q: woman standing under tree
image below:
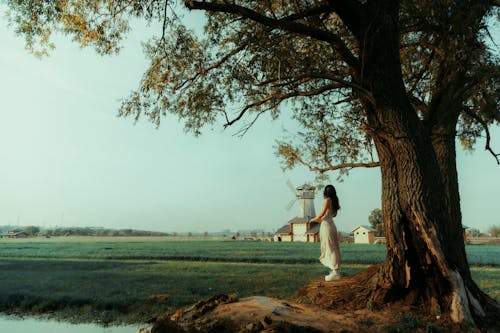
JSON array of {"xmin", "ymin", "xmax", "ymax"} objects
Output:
[{"xmin": 310, "ymin": 185, "xmax": 342, "ymax": 281}]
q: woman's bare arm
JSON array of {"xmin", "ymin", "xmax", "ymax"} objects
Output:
[{"xmin": 310, "ymin": 198, "xmax": 331, "ymax": 222}]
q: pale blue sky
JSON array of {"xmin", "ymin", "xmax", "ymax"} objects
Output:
[{"xmin": 0, "ymin": 6, "xmax": 498, "ymax": 233}]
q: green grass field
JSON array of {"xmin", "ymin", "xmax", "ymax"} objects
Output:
[{"xmin": 0, "ymin": 237, "xmax": 498, "ymax": 324}]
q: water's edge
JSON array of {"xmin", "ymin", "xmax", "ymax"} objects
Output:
[{"xmin": 0, "ymin": 315, "xmax": 142, "ymax": 333}]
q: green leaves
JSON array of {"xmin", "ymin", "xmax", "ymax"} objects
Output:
[
  {"xmin": 5, "ymin": 0, "xmax": 498, "ymax": 169},
  {"xmin": 5, "ymin": 0, "xmax": 135, "ymax": 56}
]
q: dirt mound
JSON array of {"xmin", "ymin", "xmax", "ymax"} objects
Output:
[
  {"xmin": 296, "ymin": 270, "xmax": 374, "ymax": 311},
  {"xmin": 136, "ymin": 291, "xmax": 470, "ymax": 333},
  {"xmin": 136, "ymin": 264, "xmax": 500, "ymax": 333}
]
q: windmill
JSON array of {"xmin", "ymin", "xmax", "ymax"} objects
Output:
[
  {"xmin": 286, "ymin": 180, "xmax": 316, "ymax": 220},
  {"xmin": 274, "ymin": 181, "xmax": 318, "ymax": 242}
]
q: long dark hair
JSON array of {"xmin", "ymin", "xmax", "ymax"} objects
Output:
[{"xmin": 323, "ymin": 184, "xmax": 340, "ymax": 211}]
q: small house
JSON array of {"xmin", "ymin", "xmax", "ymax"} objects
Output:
[
  {"xmin": 351, "ymin": 225, "xmax": 377, "ymax": 244},
  {"xmin": 289, "ymin": 217, "xmax": 320, "ymax": 242},
  {"xmin": 275, "ymin": 224, "xmax": 292, "ymax": 242},
  {"xmin": 0, "ymin": 230, "xmax": 29, "ymax": 239},
  {"xmin": 305, "ymin": 223, "xmax": 320, "ymax": 242},
  {"xmin": 274, "ymin": 218, "xmax": 320, "ymax": 242}
]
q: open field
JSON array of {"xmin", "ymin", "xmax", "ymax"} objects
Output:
[
  {"xmin": 0, "ymin": 237, "xmax": 498, "ymax": 324},
  {"xmin": 2, "ymin": 236, "xmax": 499, "ymax": 265}
]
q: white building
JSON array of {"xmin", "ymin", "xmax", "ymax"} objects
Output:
[
  {"xmin": 275, "ymin": 218, "xmax": 320, "ymax": 242},
  {"xmin": 275, "ymin": 184, "xmax": 319, "ymax": 242},
  {"xmin": 352, "ymin": 225, "xmax": 377, "ymax": 244}
]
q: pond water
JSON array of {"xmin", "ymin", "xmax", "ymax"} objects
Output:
[{"xmin": 0, "ymin": 316, "xmax": 142, "ymax": 333}]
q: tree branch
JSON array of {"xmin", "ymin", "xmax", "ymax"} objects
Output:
[
  {"xmin": 299, "ymin": 156, "xmax": 380, "ymax": 173},
  {"xmin": 325, "ymin": 0, "xmax": 365, "ymax": 38},
  {"xmin": 279, "ymin": 3, "xmax": 332, "ymax": 22},
  {"xmin": 453, "ymin": 68, "xmax": 500, "ymax": 102},
  {"xmin": 175, "ymin": 42, "xmax": 249, "ymax": 91},
  {"xmin": 307, "ymin": 72, "xmax": 375, "ymax": 105},
  {"xmin": 233, "ymin": 109, "xmax": 268, "ymax": 137},
  {"xmin": 407, "ymin": 48, "xmax": 435, "ymax": 97},
  {"xmin": 223, "ymin": 83, "xmax": 343, "ymax": 128},
  {"xmin": 462, "ymin": 109, "xmax": 500, "ymax": 164},
  {"xmin": 258, "ymin": 72, "xmax": 375, "ymax": 105},
  {"xmin": 408, "ymin": 95, "xmax": 428, "ymax": 118},
  {"xmin": 184, "ymin": 1, "xmax": 359, "ymax": 69},
  {"xmin": 161, "ymin": 0, "xmax": 168, "ymax": 44}
]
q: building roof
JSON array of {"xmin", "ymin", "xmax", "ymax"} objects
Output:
[
  {"xmin": 306, "ymin": 223, "xmax": 320, "ymax": 234},
  {"xmin": 0, "ymin": 231, "xmax": 28, "ymax": 237},
  {"xmin": 287, "ymin": 216, "xmax": 311, "ymax": 224},
  {"xmin": 275, "ymin": 224, "xmax": 291, "ymax": 235},
  {"xmin": 351, "ymin": 225, "xmax": 377, "ymax": 233}
]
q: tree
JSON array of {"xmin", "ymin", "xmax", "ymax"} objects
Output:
[
  {"xmin": 489, "ymin": 225, "xmax": 500, "ymax": 237},
  {"xmin": 22, "ymin": 226, "xmax": 40, "ymax": 236},
  {"xmin": 368, "ymin": 208, "xmax": 384, "ymax": 237},
  {"xmin": 466, "ymin": 228, "xmax": 482, "ymax": 238},
  {"xmin": 4, "ymin": 0, "xmax": 499, "ymax": 327}
]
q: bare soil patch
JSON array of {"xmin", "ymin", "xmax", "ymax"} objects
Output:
[{"xmin": 140, "ymin": 287, "xmax": 484, "ymax": 333}]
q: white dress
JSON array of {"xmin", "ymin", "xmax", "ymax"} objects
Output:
[{"xmin": 319, "ymin": 206, "xmax": 341, "ymax": 271}]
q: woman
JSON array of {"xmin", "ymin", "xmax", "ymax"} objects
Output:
[{"xmin": 310, "ymin": 184, "xmax": 341, "ymax": 281}]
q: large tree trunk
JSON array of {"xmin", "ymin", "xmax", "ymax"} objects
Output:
[
  {"xmin": 354, "ymin": 0, "xmax": 499, "ymax": 326},
  {"xmin": 431, "ymin": 126, "xmax": 499, "ymax": 322},
  {"xmin": 371, "ymin": 123, "xmax": 485, "ymax": 325}
]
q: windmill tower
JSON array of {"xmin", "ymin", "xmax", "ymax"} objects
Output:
[
  {"xmin": 286, "ymin": 181, "xmax": 316, "ymax": 220},
  {"xmin": 277, "ymin": 181, "xmax": 318, "ymax": 242}
]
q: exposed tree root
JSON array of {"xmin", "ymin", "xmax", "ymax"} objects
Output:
[
  {"xmin": 295, "ymin": 264, "xmax": 500, "ymax": 332},
  {"xmin": 139, "ymin": 265, "xmax": 499, "ymax": 333},
  {"xmin": 296, "ymin": 265, "xmax": 383, "ymax": 311}
]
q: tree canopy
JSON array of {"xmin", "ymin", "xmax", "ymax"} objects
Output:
[
  {"xmin": 368, "ymin": 208, "xmax": 384, "ymax": 237},
  {"xmin": 5, "ymin": 0, "xmax": 498, "ymax": 176}
]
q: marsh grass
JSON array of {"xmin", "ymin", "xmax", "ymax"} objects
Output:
[
  {"xmin": 1, "ymin": 237, "xmax": 497, "ymax": 265},
  {"xmin": 0, "ymin": 237, "xmax": 389, "ymax": 265},
  {"xmin": 0, "ymin": 258, "xmax": 367, "ymax": 324},
  {"xmin": 0, "ymin": 237, "xmax": 498, "ymax": 324}
]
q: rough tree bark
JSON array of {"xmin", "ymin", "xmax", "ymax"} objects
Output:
[{"xmin": 349, "ymin": 0, "xmax": 499, "ymax": 326}]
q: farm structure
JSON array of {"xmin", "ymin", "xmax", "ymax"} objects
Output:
[
  {"xmin": 351, "ymin": 225, "xmax": 377, "ymax": 244},
  {"xmin": 0, "ymin": 230, "xmax": 29, "ymax": 238},
  {"xmin": 275, "ymin": 184, "xmax": 320, "ymax": 242},
  {"xmin": 275, "ymin": 218, "xmax": 320, "ymax": 242}
]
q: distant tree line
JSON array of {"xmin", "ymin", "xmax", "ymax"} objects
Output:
[
  {"xmin": 486, "ymin": 225, "xmax": 500, "ymax": 238},
  {"xmin": 0, "ymin": 225, "xmax": 168, "ymax": 237},
  {"xmin": 366, "ymin": 213, "xmax": 500, "ymax": 239},
  {"xmin": 368, "ymin": 209, "xmax": 384, "ymax": 237}
]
